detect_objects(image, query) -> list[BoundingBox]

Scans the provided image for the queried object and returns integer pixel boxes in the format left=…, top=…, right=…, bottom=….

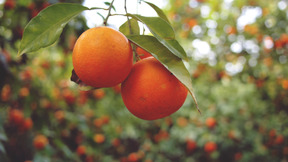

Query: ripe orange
left=111, top=138, right=121, bottom=147
left=176, top=117, right=188, bottom=127
left=1, top=84, right=11, bottom=101
left=93, top=118, right=103, bottom=128
left=136, top=47, right=152, bottom=59
left=21, top=118, right=33, bottom=131
left=186, top=139, right=197, bottom=152
left=205, top=117, right=217, bottom=128
left=93, top=134, right=105, bottom=144
left=72, top=26, right=133, bottom=88
left=54, top=110, right=65, bottom=121
left=274, top=135, right=284, bottom=145
left=121, top=57, right=188, bottom=120
left=33, top=135, right=48, bottom=150
left=4, top=0, right=15, bottom=10
left=9, top=109, right=24, bottom=125
left=234, top=152, right=242, bottom=161
left=76, top=145, right=86, bottom=155
left=127, top=152, right=139, bottom=162
left=204, top=141, right=217, bottom=153
left=93, top=89, right=105, bottom=99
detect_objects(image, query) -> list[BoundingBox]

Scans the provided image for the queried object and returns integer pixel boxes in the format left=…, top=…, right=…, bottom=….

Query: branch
left=103, top=0, right=115, bottom=26
left=124, top=0, right=140, bottom=61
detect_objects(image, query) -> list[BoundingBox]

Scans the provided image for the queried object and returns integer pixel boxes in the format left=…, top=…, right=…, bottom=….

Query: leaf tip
left=17, top=51, right=23, bottom=57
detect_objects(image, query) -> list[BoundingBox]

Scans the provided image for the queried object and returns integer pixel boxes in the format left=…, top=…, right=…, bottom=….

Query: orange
left=205, top=117, right=217, bottom=128
left=176, top=117, right=188, bottom=127
left=93, top=118, right=103, bottom=128
left=4, top=0, right=15, bottom=10
left=274, top=135, right=284, bottom=145
left=1, top=84, right=11, bottom=101
left=186, top=139, right=197, bottom=152
left=121, top=57, right=188, bottom=120
left=127, top=152, right=139, bottom=162
left=9, top=109, right=24, bottom=125
left=234, top=152, right=242, bottom=161
left=136, top=47, right=152, bottom=59
left=54, top=110, right=65, bottom=121
left=72, top=26, right=133, bottom=88
left=93, top=133, right=105, bottom=143
left=76, top=145, right=86, bottom=155
left=204, top=141, right=217, bottom=153
left=93, top=89, right=105, bottom=99
left=33, top=135, right=48, bottom=150
left=111, top=138, right=121, bottom=147
left=21, top=118, right=33, bottom=131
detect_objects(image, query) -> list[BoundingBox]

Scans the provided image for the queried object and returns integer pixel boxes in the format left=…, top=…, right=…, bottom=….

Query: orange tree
left=0, top=0, right=288, bottom=162
left=165, top=0, right=288, bottom=161
left=1, top=0, right=199, bottom=161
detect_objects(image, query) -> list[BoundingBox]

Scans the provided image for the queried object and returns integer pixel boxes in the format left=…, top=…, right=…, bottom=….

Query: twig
left=124, top=0, right=133, bottom=34
left=124, top=0, right=140, bottom=61
left=103, top=0, right=115, bottom=26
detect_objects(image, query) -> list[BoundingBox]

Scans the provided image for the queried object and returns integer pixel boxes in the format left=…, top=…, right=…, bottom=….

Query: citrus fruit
left=186, top=139, right=197, bottom=152
left=121, top=57, right=188, bottom=120
left=76, top=145, right=86, bottom=155
left=204, top=141, right=217, bottom=153
left=33, top=134, right=48, bottom=150
left=205, top=117, right=217, bottom=128
left=72, top=26, right=133, bottom=88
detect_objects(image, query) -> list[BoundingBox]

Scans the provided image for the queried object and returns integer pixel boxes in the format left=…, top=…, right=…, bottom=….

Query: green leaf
left=0, top=127, right=7, bottom=141
left=18, top=3, right=89, bottom=55
left=119, top=18, right=140, bottom=35
left=127, top=14, right=187, bottom=60
left=104, top=2, right=116, bottom=11
left=97, top=12, right=105, bottom=21
left=144, top=1, right=170, bottom=23
left=127, top=35, right=200, bottom=113
left=127, top=14, right=174, bottom=39
left=0, top=143, right=5, bottom=154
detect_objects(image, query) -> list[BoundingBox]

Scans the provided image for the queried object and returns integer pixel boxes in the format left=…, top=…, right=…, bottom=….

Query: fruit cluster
left=72, top=26, right=188, bottom=120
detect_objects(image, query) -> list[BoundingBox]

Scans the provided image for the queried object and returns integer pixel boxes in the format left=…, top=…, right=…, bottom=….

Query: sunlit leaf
left=127, top=35, right=200, bottom=113
left=144, top=1, right=170, bottom=23
left=127, top=14, right=187, bottom=60
left=18, top=3, right=89, bottom=55
left=119, top=18, right=140, bottom=35
left=127, top=14, right=174, bottom=39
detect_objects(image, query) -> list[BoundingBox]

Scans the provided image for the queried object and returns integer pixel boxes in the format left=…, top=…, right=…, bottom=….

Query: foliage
left=0, top=0, right=288, bottom=161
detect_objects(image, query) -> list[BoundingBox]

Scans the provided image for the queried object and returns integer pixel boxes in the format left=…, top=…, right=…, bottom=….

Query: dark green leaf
left=127, top=14, right=187, bottom=60
left=144, top=1, right=170, bottom=23
left=127, top=35, right=200, bottom=113
left=18, top=3, right=89, bottom=55
left=104, top=2, right=111, bottom=6
left=119, top=18, right=140, bottom=35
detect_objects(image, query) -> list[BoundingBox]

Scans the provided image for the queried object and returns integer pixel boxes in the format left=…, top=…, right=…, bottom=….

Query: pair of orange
left=72, top=27, right=187, bottom=120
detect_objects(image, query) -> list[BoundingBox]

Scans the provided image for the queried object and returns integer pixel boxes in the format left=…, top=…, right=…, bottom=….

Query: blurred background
left=0, top=0, right=288, bottom=161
